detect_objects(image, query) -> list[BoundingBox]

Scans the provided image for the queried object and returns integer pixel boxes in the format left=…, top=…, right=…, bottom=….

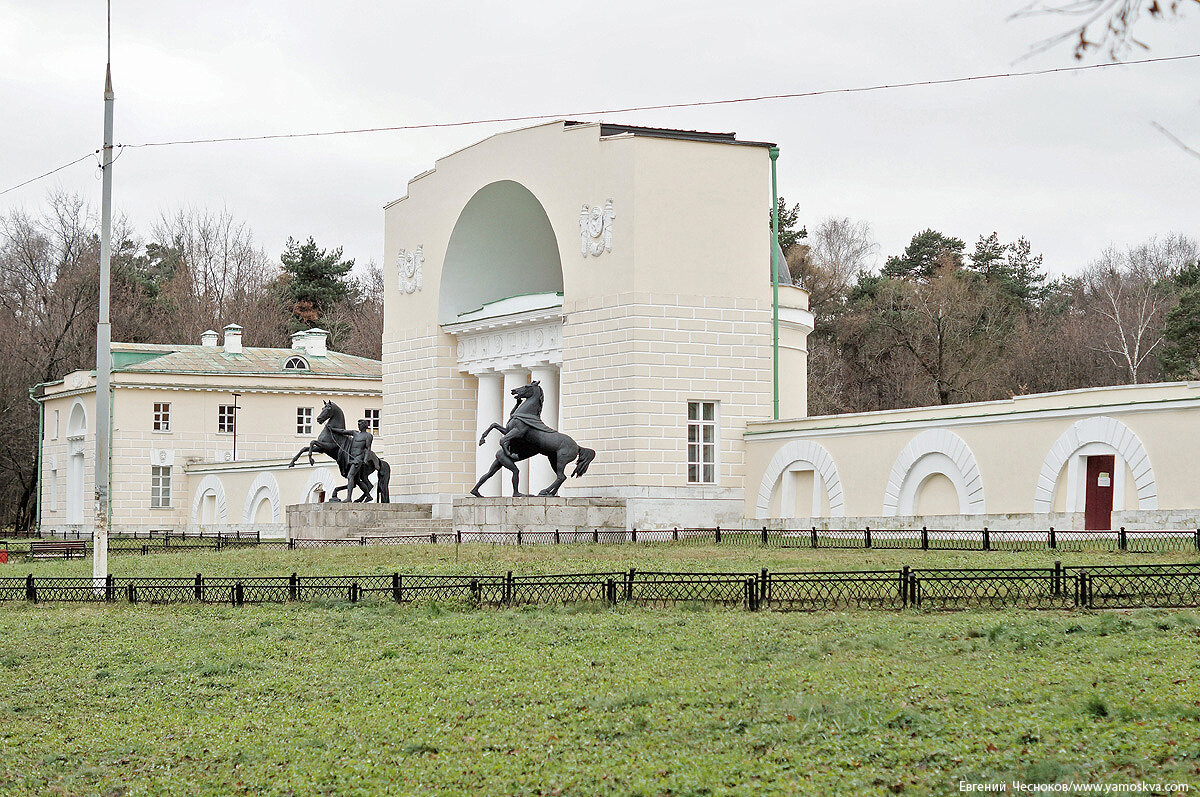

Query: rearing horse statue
left=289, top=400, right=391, bottom=502
left=471, top=381, right=596, bottom=497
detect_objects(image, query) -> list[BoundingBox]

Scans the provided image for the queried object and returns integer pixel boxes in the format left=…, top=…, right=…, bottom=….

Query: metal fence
left=6, top=526, right=1200, bottom=562
left=4, top=562, right=1199, bottom=611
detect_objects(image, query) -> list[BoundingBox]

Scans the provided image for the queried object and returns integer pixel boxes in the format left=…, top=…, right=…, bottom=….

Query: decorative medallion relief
left=397, top=245, right=424, bottom=294
left=579, top=199, right=614, bottom=257
left=149, top=448, right=175, bottom=466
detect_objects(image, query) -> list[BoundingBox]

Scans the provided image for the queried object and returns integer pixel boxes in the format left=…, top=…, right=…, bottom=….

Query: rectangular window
left=217, top=404, right=236, bottom=433
left=686, top=401, right=717, bottom=484
left=363, top=408, right=381, bottom=433
left=153, top=402, right=171, bottom=432
left=151, top=465, right=172, bottom=508
left=297, top=407, right=313, bottom=435
left=53, top=410, right=60, bottom=439
left=49, top=469, right=57, bottom=512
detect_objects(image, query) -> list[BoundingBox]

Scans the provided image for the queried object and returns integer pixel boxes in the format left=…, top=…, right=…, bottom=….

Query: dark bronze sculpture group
left=289, top=383, right=594, bottom=502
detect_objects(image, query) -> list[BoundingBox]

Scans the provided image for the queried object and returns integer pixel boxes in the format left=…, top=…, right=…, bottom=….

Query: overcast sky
left=1, top=1, right=1197, bottom=279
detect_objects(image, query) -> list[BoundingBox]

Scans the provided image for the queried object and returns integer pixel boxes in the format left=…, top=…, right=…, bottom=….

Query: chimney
left=201, top=329, right=219, bottom=347
left=291, top=330, right=307, bottom=350
left=223, top=323, right=243, bottom=354
left=304, top=328, right=328, bottom=357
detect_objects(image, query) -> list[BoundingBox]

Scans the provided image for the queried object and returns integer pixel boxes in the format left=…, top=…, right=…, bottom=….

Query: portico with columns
left=379, top=120, right=806, bottom=525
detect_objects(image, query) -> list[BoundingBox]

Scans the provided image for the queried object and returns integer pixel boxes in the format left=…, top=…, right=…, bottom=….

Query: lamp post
left=93, top=13, right=115, bottom=591
left=231, top=392, right=241, bottom=461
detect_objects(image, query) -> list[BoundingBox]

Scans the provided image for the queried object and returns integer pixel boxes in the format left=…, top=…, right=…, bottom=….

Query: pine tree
left=883, top=229, right=965, bottom=280
left=279, top=237, right=354, bottom=330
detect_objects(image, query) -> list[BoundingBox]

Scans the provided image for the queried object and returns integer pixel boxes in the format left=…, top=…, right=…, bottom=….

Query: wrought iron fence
left=5, top=563, right=1200, bottom=611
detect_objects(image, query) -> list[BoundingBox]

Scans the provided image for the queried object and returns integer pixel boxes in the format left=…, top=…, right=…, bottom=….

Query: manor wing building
left=34, top=327, right=381, bottom=537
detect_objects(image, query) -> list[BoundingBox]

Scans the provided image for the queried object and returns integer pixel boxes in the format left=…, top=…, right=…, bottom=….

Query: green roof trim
left=112, top=350, right=172, bottom=369
left=109, top=342, right=380, bottom=379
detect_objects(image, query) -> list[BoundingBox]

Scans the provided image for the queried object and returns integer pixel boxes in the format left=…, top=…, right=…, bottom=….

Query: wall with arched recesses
left=241, top=472, right=281, bottom=523
left=755, top=440, right=843, bottom=519
left=1034, top=416, right=1156, bottom=512
left=883, top=429, right=985, bottom=516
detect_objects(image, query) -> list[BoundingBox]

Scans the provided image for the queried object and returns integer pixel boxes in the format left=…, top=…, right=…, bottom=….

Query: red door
left=1084, top=455, right=1115, bottom=531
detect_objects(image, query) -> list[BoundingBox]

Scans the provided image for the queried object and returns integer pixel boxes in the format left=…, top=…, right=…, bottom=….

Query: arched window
left=283, top=356, right=309, bottom=370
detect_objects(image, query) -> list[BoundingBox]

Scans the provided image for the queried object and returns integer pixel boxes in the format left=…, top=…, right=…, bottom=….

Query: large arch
left=190, top=475, right=228, bottom=524
left=755, top=440, right=844, bottom=519
left=883, top=429, right=985, bottom=516
left=438, top=180, right=564, bottom=323
left=242, top=472, right=281, bottom=523
left=1034, top=416, right=1156, bottom=512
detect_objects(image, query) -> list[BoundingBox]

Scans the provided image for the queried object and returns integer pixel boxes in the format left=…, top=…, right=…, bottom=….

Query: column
left=528, top=364, right=560, bottom=495
left=474, top=371, right=504, bottom=497
left=502, top=368, right=530, bottom=494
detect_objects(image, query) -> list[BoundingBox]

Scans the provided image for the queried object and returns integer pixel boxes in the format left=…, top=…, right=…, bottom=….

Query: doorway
left=1084, top=455, right=1115, bottom=531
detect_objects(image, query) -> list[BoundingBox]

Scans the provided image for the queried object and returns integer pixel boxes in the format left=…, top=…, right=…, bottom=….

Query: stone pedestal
left=452, top=496, right=627, bottom=535
left=286, top=502, right=433, bottom=540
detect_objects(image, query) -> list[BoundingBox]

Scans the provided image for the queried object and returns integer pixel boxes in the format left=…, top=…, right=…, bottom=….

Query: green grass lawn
left=2, top=546, right=1199, bottom=796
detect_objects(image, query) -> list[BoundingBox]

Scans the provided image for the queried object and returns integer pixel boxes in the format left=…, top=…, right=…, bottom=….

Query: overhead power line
left=2, top=52, right=1197, bottom=197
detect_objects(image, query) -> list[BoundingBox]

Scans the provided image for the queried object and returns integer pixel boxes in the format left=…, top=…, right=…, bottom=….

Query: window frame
left=151, top=465, right=172, bottom=509
left=217, top=404, right=236, bottom=434
left=686, top=400, right=718, bottom=485
left=153, top=402, right=171, bottom=432
left=283, top=356, right=309, bottom=371
left=296, top=406, right=314, bottom=436
left=363, top=408, right=381, bottom=434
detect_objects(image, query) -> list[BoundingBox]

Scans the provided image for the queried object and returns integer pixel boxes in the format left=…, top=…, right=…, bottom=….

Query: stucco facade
left=380, top=121, right=811, bottom=524
left=746, top=382, right=1200, bottom=530
left=34, top=328, right=381, bottom=537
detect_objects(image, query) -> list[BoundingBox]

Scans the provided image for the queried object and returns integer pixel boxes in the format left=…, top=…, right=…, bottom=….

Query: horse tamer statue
left=472, top=381, right=596, bottom=497
left=289, top=400, right=391, bottom=502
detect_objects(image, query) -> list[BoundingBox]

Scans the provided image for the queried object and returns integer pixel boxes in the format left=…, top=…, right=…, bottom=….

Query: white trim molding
left=242, top=472, right=282, bottom=523
left=883, top=429, right=985, bottom=517
left=301, top=467, right=338, bottom=503
left=1034, top=416, right=1156, bottom=513
left=190, top=475, right=228, bottom=524
left=756, top=440, right=843, bottom=519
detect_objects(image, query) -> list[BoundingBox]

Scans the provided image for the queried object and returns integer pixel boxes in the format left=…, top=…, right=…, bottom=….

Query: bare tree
left=1014, top=0, right=1199, bottom=59
left=1076, top=234, right=1199, bottom=382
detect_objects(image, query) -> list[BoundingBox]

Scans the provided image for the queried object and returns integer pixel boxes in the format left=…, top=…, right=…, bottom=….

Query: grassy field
left=2, top=545, right=1199, bottom=796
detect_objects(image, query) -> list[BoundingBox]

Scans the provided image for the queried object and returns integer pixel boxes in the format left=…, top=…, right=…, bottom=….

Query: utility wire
left=2, top=52, right=1197, bottom=196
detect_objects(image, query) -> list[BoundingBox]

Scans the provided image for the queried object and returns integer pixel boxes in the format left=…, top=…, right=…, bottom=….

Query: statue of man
left=332, top=418, right=373, bottom=502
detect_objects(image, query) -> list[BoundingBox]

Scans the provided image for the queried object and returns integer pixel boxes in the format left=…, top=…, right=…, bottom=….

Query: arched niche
left=67, top=400, right=87, bottom=438
left=883, top=429, right=985, bottom=517
left=438, top=180, right=564, bottom=324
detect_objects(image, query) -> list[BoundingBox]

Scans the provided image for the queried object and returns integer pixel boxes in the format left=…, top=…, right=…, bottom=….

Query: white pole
left=93, top=26, right=114, bottom=591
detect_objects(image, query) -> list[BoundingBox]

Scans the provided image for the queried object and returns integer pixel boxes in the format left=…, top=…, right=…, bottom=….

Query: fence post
left=515, top=529, right=521, bottom=546
left=625, top=569, right=635, bottom=602
left=288, top=538, right=295, bottom=551
left=1195, top=529, right=1200, bottom=553
left=504, top=571, right=513, bottom=605
left=921, top=526, right=929, bottom=550
left=456, top=530, right=462, bottom=545
left=715, top=526, right=721, bottom=544
left=761, top=526, right=768, bottom=546
left=900, top=566, right=909, bottom=608
left=217, top=537, right=224, bottom=552
left=673, top=527, right=679, bottom=542
left=606, top=578, right=616, bottom=605
left=141, top=544, right=148, bottom=556
left=127, top=583, right=136, bottom=604
left=1048, top=526, right=1056, bottom=550
left=288, top=572, right=298, bottom=602
left=1080, top=570, right=1091, bottom=609
left=1052, top=560, right=1062, bottom=597
left=554, top=529, right=560, bottom=545
left=1118, top=527, right=1127, bottom=551
left=745, top=578, right=758, bottom=611
left=631, top=528, right=637, bottom=543
left=25, top=574, right=35, bottom=603
left=982, top=527, right=990, bottom=551
left=864, top=526, right=872, bottom=549
left=760, top=568, right=770, bottom=605
left=470, top=578, right=480, bottom=605
left=106, top=574, right=115, bottom=603
left=811, top=527, right=818, bottom=548
left=195, top=573, right=204, bottom=602
left=234, top=582, right=244, bottom=607
left=910, top=574, right=920, bottom=608
left=431, top=533, right=438, bottom=545
left=350, top=582, right=359, bottom=603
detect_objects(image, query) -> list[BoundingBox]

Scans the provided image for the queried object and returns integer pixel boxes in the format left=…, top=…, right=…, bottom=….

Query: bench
left=29, top=541, right=87, bottom=560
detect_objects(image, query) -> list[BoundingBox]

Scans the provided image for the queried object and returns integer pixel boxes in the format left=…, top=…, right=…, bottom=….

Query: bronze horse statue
left=289, top=400, right=391, bottom=502
left=471, top=381, right=596, bottom=497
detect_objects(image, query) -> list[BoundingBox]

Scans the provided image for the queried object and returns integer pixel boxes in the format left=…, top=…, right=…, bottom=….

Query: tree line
left=0, top=191, right=383, bottom=529
left=775, top=199, right=1200, bottom=416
